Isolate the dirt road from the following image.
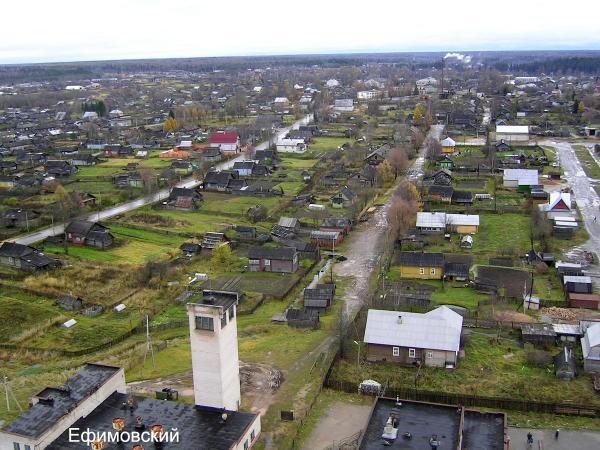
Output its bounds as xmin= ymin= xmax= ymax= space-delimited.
xmin=335 ymin=124 xmax=444 ymax=319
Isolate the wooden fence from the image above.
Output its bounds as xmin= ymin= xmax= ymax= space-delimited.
xmin=325 ymin=379 xmax=600 ymax=418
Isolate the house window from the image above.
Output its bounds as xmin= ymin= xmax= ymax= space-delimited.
xmin=221 ymin=314 xmax=227 ymax=329
xmin=419 ymin=268 xmax=425 ymax=275
xmin=251 ymin=430 xmax=256 ymax=441
xmin=430 ymin=268 xmax=436 ymax=275
xmin=426 ymin=351 xmax=433 ymax=359
xmin=248 ymin=259 xmax=260 ymax=265
xmin=13 ymin=443 xmax=20 ymax=450
xmin=228 ymin=306 xmax=234 ymax=321
xmin=244 ymin=439 xmax=249 ymax=450
xmin=392 ymin=347 xmax=400 ymax=357
xmin=264 ymin=259 xmax=271 ymax=266
xmin=195 ymin=316 xmax=214 ymax=331
xmin=408 ymin=348 xmax=416 ymax=358
xmin=24 ymin=446 xmax=31 ymax=450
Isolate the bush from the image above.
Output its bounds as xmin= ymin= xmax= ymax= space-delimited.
xmin=526 ymin=350 xmax=553 ymax=367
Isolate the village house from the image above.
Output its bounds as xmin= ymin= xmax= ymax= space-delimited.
xmin=416 ymin=212 xmax=479 ymax=234
xmin=496 ymin=125 xmax=530 ymax=142
xmin=203 ymin=170 xmax=239 ymax=192
xmin=363 ymin=306 xmax=463 ymax=368
xmin=1 ymin=208 xmax=40 ymax=228
xmin=440 ymin=137 xmax=456 ymax=154
xmin=248 ymin=247 xmax=298 ymax=273
xmin=65 ymin=220 xmax=114 ymax=248
xmin=539 ymin=191 xmax=575 ymax=219
xmin=320 ymin=217 xmax=352 ymax=236
xmin=502 ymin=168 xmax=539 ymax=192
xmin=428 ymin=185 xmax=454 ymax=203
xmin=208 ymin=132 xmax=240 ymax=155
xmin=330 ymin=186 xmax=356 ymax=209
xmin=276 ymin=138 xmax=307 ymax=153
xmin=170 ymin=159 xmax=197 ymax=175
xmin=200 ymin=232 xmax=228 ymax=255
xmin=582 ymin=323 xmax=600 ymax=373
xmin=201 ymin=146 xmax=222 ymax=163
xmin=424 ymin=169 xmax=453 ymax=186
xmin=165 ymin=187 xmax=203 ymax=210
xmin=397 ymin=251 xmax=444 ymax=279
xmin=0 ymin=242 xmax=61 ymax=271
xmin=71 ymin=154 xmax=100 ymax=166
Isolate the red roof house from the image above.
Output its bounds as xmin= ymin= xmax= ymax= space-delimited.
xmin=209 ymin=132 xmax=240 ymax=155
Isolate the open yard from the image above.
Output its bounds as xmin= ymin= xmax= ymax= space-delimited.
xmin=330 ymin=331 xmax=600 ymax=406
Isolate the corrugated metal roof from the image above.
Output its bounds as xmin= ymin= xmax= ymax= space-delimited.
xmin=416 ymin=212 xmax=479 ymax=228
xmin=363 ymin=306 xmax=462 ymax=352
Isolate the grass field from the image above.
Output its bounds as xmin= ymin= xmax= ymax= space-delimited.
xmin=44 ymin=225 xmax=185 ymax=265
xmin=573 ymin=145 xmax=600 ymax=179
xmin=0 ymin=290 xmax=65 ymax=342
xmin=309 ymin=137 xmax=353 ymax=155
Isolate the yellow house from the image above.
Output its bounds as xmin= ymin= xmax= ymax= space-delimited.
xmin=398 ymin=252 xmax=444 ymax=280
xmin=440 ymin=137 xmax=456 ymax=154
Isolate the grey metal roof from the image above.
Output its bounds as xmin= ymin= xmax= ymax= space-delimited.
xmin=364 ymin=306 xmax=462 ymax=352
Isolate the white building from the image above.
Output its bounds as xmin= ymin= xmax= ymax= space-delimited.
xmin=325 ymin=79 xmax=340 ymax=88
xmin=276 ymin=138 xmax=307 ymax=153
xmin=416 ymin=212 xmax=480 ymax=234
xmin=582 ymin=323 xmax=600 ymax=373
xmin=502 ymin=168 xmax=538 ymax=189
xmin=357 ymin=90 xmax=381 ymax=101
xmin=496 ymin=125 xmax=530 ymax=142
xmin=538 ymin=191 xmax=575 ymax=219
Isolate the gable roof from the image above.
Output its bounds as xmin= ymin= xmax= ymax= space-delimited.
xmin=248 ymin=246 xmax=296 ymax=260
xmin=416 ymin=212 xmax=479 ymax=228
xmin=503 ymin=168 xmax=538 ymax=185
xmin=398 ymin=251 xmax=444 ymax=267
xmin=209 ymin=132 xmax=239 ymax=144
xmin=364 ymin=306 xmax=463 ymax=352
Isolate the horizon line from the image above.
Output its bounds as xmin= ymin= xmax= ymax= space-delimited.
xmin=2 ymin=48 xmax=600 ymax=67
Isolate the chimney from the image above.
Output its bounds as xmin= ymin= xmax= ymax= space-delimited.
xmin=187 ymin=300 xmax=241 ymax=411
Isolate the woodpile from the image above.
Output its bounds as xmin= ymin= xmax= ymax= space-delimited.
xmin=540 ymin=307 xmax=578 ymax=321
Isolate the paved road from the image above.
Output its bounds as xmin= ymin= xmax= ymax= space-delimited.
xmin=335 ymin=124 xmax=445 ymax=319
xmin=509 ymin=427 xmax=600 ymax=450
xmin=11 ymin=114 xmax=313 ymax=246
xmin=542 ymin=140 xmax=600 ymax=260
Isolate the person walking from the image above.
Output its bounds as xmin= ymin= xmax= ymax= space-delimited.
xmin=527 ymin=431 xmax=534 ymax=448
xmin=555 ymin=429 xmax=560 ymax=439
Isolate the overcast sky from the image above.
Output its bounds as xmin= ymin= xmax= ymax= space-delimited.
xmin=1 ymin=0 xmax=599 ymax=64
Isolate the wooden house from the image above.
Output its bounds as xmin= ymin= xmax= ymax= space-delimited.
xmin=248 ymin=247 xmax=298 ymax=273
xmin=397 ymin=252 xmax=444 ymax=280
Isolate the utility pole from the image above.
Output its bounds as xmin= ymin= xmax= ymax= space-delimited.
xmin=3 ymin=375 xmax=22 ymax=412
xmin=141 ymin=315 xmax=155 ymax=377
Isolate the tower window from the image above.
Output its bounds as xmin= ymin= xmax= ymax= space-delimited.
xmin=195 ymin=316 xmax=214 ymax=331
xmin=221 ymin=313 xmax=227 ymax=329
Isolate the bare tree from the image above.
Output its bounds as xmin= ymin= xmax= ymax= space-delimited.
xmin=139 ymin=168 xmax=156 ymax=195
xmin=424 ymin=137 xmax=442 ymax=160
xmin=409 ymin=128 xmax=425 ymax=158
xmin=387 ymin=147 xmax=409 ymax=178
xmin=388 ymin=197 xmax=419 ymax=243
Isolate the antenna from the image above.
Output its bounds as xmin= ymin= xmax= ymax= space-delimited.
xmin=3 ymin=375 xmax=23 ymax=412
xmin=141 ymin=315 xmax=155 ymax=377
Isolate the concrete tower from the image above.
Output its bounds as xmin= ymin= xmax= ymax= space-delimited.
xmin=187 ymin=293 xmax=241 ymax=411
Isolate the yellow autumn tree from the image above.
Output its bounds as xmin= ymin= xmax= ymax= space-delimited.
xmin=377 ymin=160 xmax=394 ymax=187
xmin=413 ymin=103 xmax=424 ymax=126
xmin=577 ymin=101 xmax=585 ymax=114
xmin=163 ymin=116 xmax=178 ymax=133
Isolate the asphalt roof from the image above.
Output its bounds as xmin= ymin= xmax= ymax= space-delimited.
xmin=46 ymin=393 xmax=258 ymax=450
xmin=398 ymin=251 xmax=444 ymax=267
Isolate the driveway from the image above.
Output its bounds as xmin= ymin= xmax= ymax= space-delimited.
xmin=10 ymin=114 xmax=313 ymax=246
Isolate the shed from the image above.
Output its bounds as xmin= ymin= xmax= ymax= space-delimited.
xmin=563 ymin=275 xmax=592 ymax=294
xmin=286 ymin=308 xmax=320 ymax=329
xmin=554 ymin=347 xmax=577 ymax=381
xmin=568 ymin=292 xmax=600 ymax=310
xmin=521 ymin=323 xmax=556 ymax=348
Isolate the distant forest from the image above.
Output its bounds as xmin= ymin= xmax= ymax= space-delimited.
xmin=0 ymin=51 xmax=599 ymax=83
xmin=493 ymin=57 xmax=600 ymax=75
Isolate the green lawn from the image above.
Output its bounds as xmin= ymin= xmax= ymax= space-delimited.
xmin=309 ymin=137 xmax=353 ymax=154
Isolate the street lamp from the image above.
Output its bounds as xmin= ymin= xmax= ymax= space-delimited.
xmin=353 ymin=340 xmax=361 ymax=368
